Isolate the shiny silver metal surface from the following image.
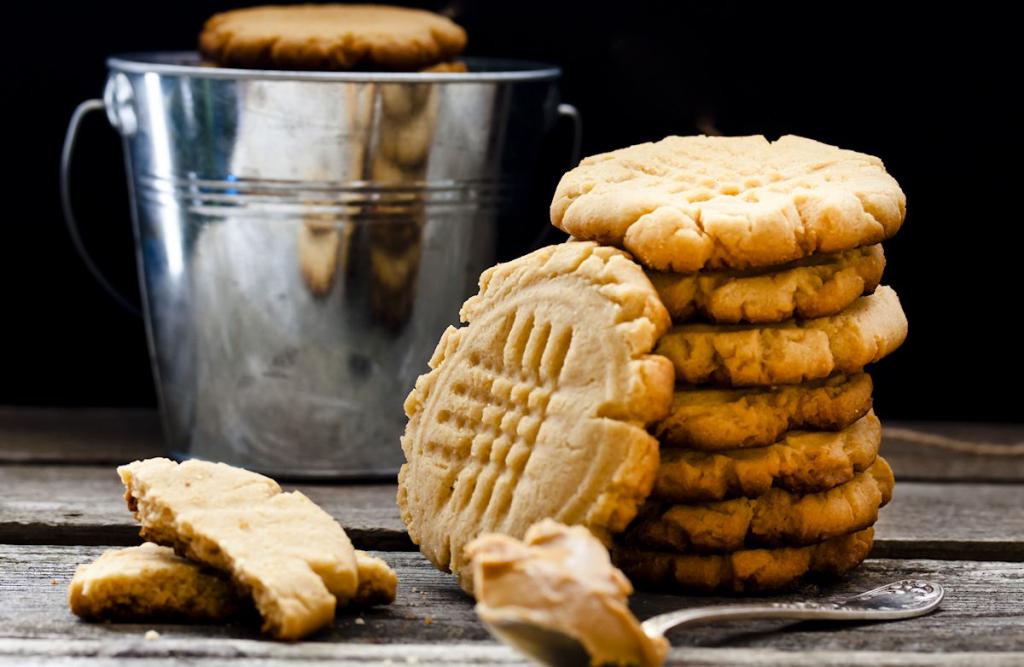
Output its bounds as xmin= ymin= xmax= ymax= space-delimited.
xmin=69 ymin=52 xmax=574 ymax=477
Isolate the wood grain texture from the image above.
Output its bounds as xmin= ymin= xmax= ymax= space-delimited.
xmin=2 ymin=412 xmax=1022 ymax=665
xmin=882 ymin=421 xmax=1024 ymax=482
xmin=0 ymin=407 xmax=162 ymax=464
xmin=0 ymin=465 xmax=410 ymax=550
xmin=2 ymin=407 xmax=1022 ymax=482
xmin=872 ymin=481 xmax=1024 ymax=561
xmin=1 ymin=545 xmax=1021 ymax=662
xmin=2 ymin=465 xmax=1022 ymax=560
xmin=2 ymin=642 xmax=1021 ymax=667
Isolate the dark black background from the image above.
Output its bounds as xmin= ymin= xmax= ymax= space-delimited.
xmin=5 ymin=2 xmax=1021 ymax=421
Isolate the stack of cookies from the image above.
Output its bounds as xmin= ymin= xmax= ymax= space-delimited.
xmin=551 ymin=135 xmax=907 ymax=592
xmin=399 ymin=134 xmax=907 ymax=594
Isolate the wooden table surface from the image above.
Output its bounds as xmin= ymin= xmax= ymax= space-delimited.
xmin=1 ymin=407 xmax=1022 ymax=666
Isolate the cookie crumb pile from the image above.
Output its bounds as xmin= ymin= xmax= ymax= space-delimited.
xmin=555 ymin=134 xmax=907 ymax=592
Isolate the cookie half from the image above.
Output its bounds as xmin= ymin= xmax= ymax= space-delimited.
xmin=551 ymin=135 xmax=905 ymax=273
xmin=613 ymin=527 xmax=875 ymax=593
xmin=119 ymin=458 xmax=360 ymax=640
xmin=398 ymin=242 xmax=674 ymax=586
xmin=68 ymin=543 xmax=239 ymax=622
xmin=648 ymin=245 xmax=885 ymax=324
xmin=200 ymin=4 xmax=467 ymax=71
xmin=656 ymin=286 xmax=907 ymax=386
xmin=656 ymin=373 xmax=873 ymax=450
xmin=625 ymin=457 xmax=893 ymax=553
xmin=654 ymin=411 xmax=881 ymax=503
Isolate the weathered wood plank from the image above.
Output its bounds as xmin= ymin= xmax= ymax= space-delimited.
xmin=871 ymin=481 xmax=1024 ymax=561
xmin=0 ymin=466 xmax=410 ymax=550
xmin=0 ymin=407 xmax=162 ymax=465
xmin=0 ymin=641 xmax=527 ymax=667
xmin=1 ymin=545 xmax=1021 ymax=660
xmin=1 ymin=642 xmax=1021 ymax=667
xmin=1 ymin=466 xmax=1022 ymax=559
xmin=882 ymin=421 xmax=1024 ymax=483
xmin=2 ymin=407 xmax=1023 ymax=482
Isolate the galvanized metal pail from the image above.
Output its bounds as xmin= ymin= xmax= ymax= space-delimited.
xmin=62 ymin=52 xmax=578 ymax=478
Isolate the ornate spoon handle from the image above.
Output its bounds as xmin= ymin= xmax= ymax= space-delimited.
xmin=642 ymin=580 xmax=944 ymax=637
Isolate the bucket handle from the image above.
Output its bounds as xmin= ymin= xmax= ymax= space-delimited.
xmin=524 ymin=103 xmax=582 ymax=251
xmin=557 ymin=103 xmax=582 ymax=167
xmin=60 ymin=99 xmax=142 ymax=316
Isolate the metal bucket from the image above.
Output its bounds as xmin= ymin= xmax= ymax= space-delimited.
xmin=62 ymin=52 xmax=578 ymax=478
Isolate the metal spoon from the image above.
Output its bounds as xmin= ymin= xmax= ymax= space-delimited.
xmin=482 ymin=579 xmax=944 ymax=666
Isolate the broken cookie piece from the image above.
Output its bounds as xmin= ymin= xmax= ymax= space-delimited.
xmin=354 ymin=550 xmax=399 ymax=606
xmin=68 ymin=542 xmax=239 ymax=622
xmin=118 ymin=458 xmax=360 ymax=639
xmin=467 ymin=519 xmax=667 ymax=667
xmin=68 ymin=543 xmax=396 ymax=628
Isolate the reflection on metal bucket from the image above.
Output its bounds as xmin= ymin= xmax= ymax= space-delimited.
xmin=77 ymin=53 xmax=574 ymax=477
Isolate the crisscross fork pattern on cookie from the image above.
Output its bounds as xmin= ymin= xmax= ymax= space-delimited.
xmin=431 ymin=308 xmax=574 ymax=530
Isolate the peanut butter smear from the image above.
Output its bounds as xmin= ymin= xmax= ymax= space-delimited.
xmin=466 ymin=520 xmax=667 ymax=667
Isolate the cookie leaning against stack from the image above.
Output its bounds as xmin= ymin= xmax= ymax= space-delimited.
xmin=553 ymin=134 xmax=908 ymax=592
xmin=398 ymin=242 xmax=674 ymax=588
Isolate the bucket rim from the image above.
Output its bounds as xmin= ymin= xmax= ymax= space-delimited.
xmin=106 ymin=52 xmax=562 ymax=83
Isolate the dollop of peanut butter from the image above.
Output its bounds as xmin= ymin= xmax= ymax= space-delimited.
xmin=466 ymin=520 xmax=667 ymax=667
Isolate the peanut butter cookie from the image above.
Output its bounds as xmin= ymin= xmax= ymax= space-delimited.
xmin=656 ymin=373 xmax=873 ymax=450
xmin=69 ymin=544 xmax=395 ymax=623
xmin=200 ymin=4 xmax=467 ymax=71
xmin=654 ymin=411 xmax=881 ymax=503
xmin=625 ymin=458 xmax=893 ymax=553
xmin=656 ymin=286 xmax=907 ymax=386
xmin=649 ymin=245 xmax=885 ymax=324
xmin=119 ymin=458 xmax=360 ymax=640
xmin=353 ymin=550 xmax=399 ymax=606
xmin=68 ymin=543 xmax=239 ymax=622
xmin=613 ymin=527 xmax=875 ymax=593
xmin=551 ymin=135 xmax=905 ymax=273
xmin=398 ymin=242 xmax=674 ymax=586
